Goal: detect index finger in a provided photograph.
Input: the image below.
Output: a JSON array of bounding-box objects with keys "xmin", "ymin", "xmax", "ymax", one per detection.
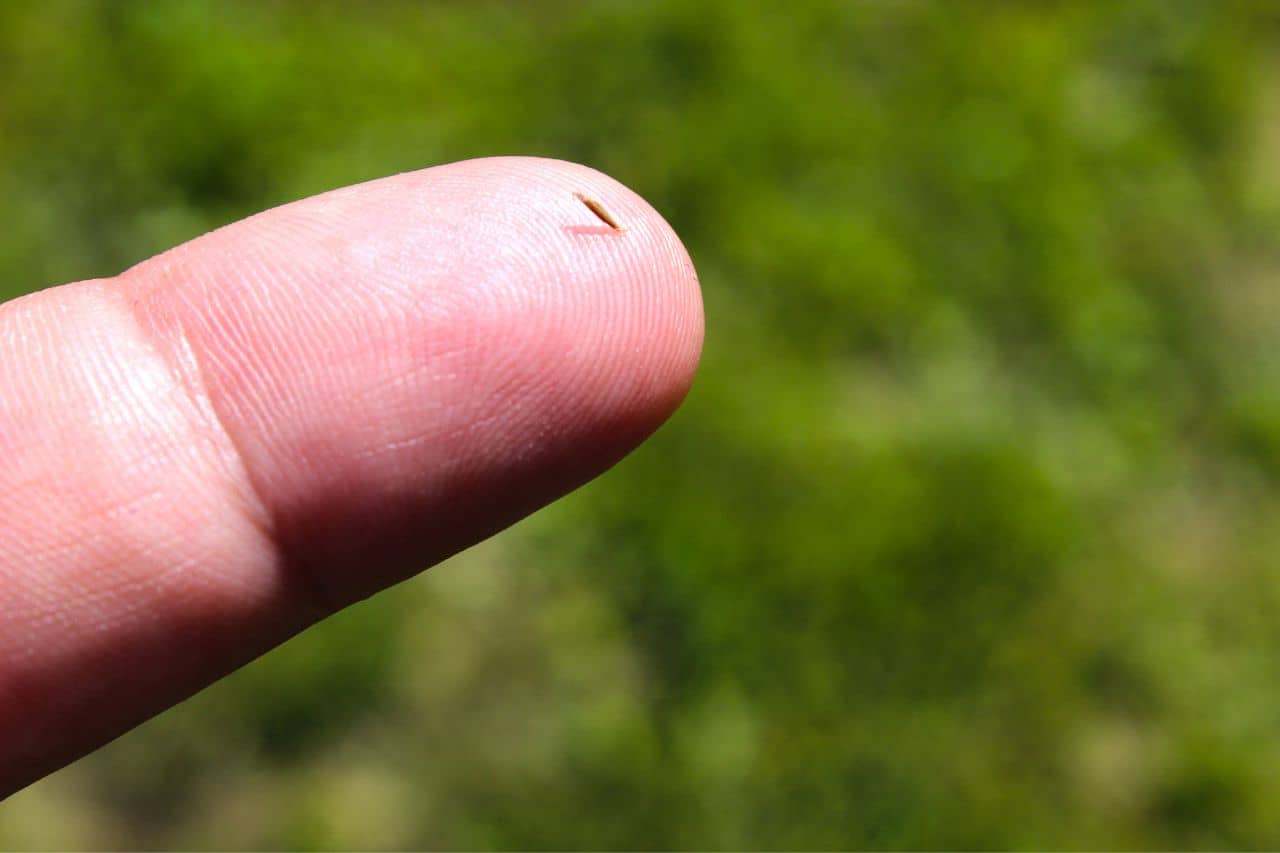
[{"xmin": 0, "ymin": 156, "xmax": 703, "ymax": 795}]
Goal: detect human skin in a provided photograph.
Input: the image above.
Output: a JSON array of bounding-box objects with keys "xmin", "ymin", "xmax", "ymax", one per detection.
[{"xmin": 0, "ymin": 156, "xmax": 704, "ymax": 797}]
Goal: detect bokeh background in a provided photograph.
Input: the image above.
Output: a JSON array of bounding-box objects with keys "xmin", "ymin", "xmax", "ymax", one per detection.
[{"xmin": 4, "ymin": 1, "xmax": 1280, "ymax": 848}]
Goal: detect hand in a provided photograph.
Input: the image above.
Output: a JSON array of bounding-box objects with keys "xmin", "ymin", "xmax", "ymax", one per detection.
[{"xmin": 0, "ymin": 157, "xmax": 704, "ymax": 797}]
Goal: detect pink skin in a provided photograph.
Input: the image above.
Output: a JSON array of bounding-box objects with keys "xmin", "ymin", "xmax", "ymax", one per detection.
[{"xmin": 0, "ymin": 157, "xmax": 704, "ymax": 796}]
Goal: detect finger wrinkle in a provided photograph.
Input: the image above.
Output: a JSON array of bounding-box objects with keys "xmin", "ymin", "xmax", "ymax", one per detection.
[{"xmin": 112, "ymin": 270, "xmax": 330, "ymax": 620}]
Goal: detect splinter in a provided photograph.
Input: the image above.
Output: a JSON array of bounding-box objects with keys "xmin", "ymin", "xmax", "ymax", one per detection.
[{"xmin": 574, "ymin": 192, "xmax": 624, "ymax": 231}]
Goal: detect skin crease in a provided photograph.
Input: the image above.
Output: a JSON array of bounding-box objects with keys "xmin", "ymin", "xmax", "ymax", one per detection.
[{"xmin": 0, "ymin": 157, "xmax": 704, "ymax": 797}]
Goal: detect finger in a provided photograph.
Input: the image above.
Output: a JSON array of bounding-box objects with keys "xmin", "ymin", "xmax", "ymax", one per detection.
[{"xmin": 0, "ymin": 156, "xmax": 703, "ymax": 795}]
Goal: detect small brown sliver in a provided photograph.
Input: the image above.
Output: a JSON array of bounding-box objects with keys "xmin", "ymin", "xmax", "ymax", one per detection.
[{"xmin": 574, "ymin": 192, "xmax": 624, "ymax": 231}]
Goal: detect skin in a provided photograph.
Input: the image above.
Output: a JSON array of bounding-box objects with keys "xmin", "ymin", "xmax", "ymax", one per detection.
[{"xmin": 0, "ymin": 156, "xmax": 704, "ymax": 797}]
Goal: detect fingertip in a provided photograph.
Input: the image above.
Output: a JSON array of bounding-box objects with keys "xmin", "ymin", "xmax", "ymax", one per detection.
[
  {"xmin": 478, "ymin": 155, "xmax": 706, "ymax": 444},
  {"xmin": 393, "ymin": 155, "xmax": 706, "ymax": 416}
]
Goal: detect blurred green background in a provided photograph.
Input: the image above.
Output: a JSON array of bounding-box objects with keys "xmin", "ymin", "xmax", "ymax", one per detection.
[{"xmin": 4, "ymin": 0, "xmax": 1280, "ymax": 848}]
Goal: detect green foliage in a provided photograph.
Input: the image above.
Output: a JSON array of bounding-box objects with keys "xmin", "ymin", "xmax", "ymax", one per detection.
[{"xmin": 5, "ymin": 0, "xmax": 1280, "ymax": 847}]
